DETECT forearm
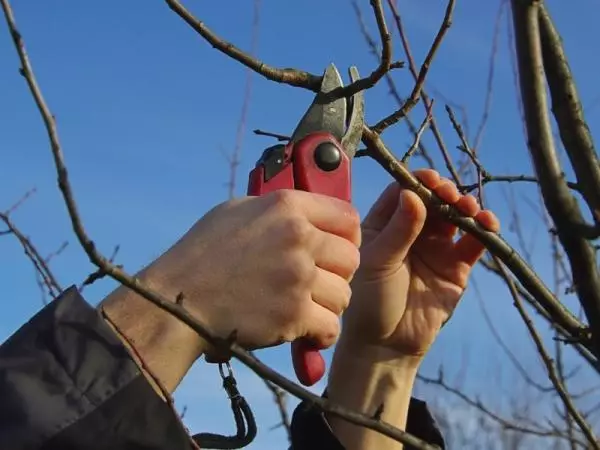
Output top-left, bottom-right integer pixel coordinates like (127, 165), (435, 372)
(326, 344), (420, 450)
(99, 263), (206, 394)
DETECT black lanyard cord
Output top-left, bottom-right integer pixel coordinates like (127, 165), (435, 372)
(192, 363), (257, 449)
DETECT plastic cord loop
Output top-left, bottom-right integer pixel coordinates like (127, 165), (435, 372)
(192, 363), (257, 449)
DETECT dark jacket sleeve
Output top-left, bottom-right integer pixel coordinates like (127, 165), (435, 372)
(291, 395), (445, 450)
(0, 286), (193, 450)
(0, 286), (444, 450)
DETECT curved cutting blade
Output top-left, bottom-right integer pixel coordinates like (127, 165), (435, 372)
(340, 66), (364, 159)
(289, 64), (347, 143)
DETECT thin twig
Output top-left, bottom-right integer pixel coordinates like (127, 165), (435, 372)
(262, 379), (291, 440)
(418, 370), (586, 446)
(101, 309), (201, 450)
(445, 105), (486, 205)
(1, 189), (64, 301)
(461, 174), (580, 194)
(471, 278), (554, 393)
(385, 0), (461, 184)
(472, 0), (507, 153)
(372, 0), (455, 134)
(351, 0), (435, 168)
(494, 256), (599, 448)
(400, 107), (433, 164)
(253, 129), (290, 142)
(226, 0), (261, 199)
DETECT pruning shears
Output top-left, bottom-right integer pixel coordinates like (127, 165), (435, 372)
(247, 64), (365, 386)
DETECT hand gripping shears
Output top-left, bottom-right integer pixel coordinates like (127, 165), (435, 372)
(247, 64), (365, 386)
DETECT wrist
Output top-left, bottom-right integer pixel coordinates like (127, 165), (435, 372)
(334, 335), (424, 372)
(328, 342), (420, 395)
(325, 341), (420, 450)
(98, 265), (206, 393)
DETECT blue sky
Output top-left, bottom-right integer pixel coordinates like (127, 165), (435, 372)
(1, 1), (599, 447)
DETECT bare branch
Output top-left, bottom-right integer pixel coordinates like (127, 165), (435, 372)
(253, 129), (290, 142)
(400, 107), (433, 164)
(510, 0), (600, 356)
(472, 278), (554, 393)
(494, 256), (599, 448)
(262, 378), (291, 440)
(0, 189), (64, 302)
(461, 174), (580, 194)
(226, 0), (261, 200)
(351, 0), (435, 168)
(384, 0), (460, 183)
(164, 0), (395, 99)
(372, 0), (455, 134)
(418, 370), (586, 446)
(472, 0), (507, 152)
(102, 310), (201, 450)
(538, 4), (600, 223)
(445, 105), (486, 205)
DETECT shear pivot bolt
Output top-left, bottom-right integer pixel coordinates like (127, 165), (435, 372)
(314, 142), (341, 172)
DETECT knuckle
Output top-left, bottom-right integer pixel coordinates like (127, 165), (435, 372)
(281, 216), (313, 248)
(280, 252), (316, 286)
(345, 206), (362, 247)
(334, 241), (360, 280)
(347, 206), (361, 229)
(268, 189), (298, 214)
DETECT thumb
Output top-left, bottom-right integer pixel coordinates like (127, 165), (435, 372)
(365, 189), (427, 266)
(362, 182), (402, 233)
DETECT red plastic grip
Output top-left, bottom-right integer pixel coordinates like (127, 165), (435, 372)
(248, 132), (351, 386)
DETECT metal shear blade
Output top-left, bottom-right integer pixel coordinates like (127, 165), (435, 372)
(290, 64), (364, 159)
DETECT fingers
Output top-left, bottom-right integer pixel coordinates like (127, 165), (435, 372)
(312, 229), (360, 281)
(266, 190), (361, 247)
(454, 210), (500, 266)
(413, 169), (498, 234)
(412, 169), (501, 266)
(303, 302), (341, 349)
(311, 268), (352, 316)
(303, 267), (354, 349)
(414, 169), (460, 238)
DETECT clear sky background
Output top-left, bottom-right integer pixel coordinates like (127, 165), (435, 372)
(1, 1), (599, 448)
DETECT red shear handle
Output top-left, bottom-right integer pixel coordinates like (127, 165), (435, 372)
(248, 133), (351, 386)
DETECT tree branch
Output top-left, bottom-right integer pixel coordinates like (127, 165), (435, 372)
(494, 256), (599, 448)
(371, 0), (455, 134)
(538, 4), (600, 224)
(351, 0), (435, 168)
(164, 0), (395, 99)
(510, 0), (600, 356)
(0, 189), (65, 302)
(418, 369), (586, 446)
(384, 0), (460, 182)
